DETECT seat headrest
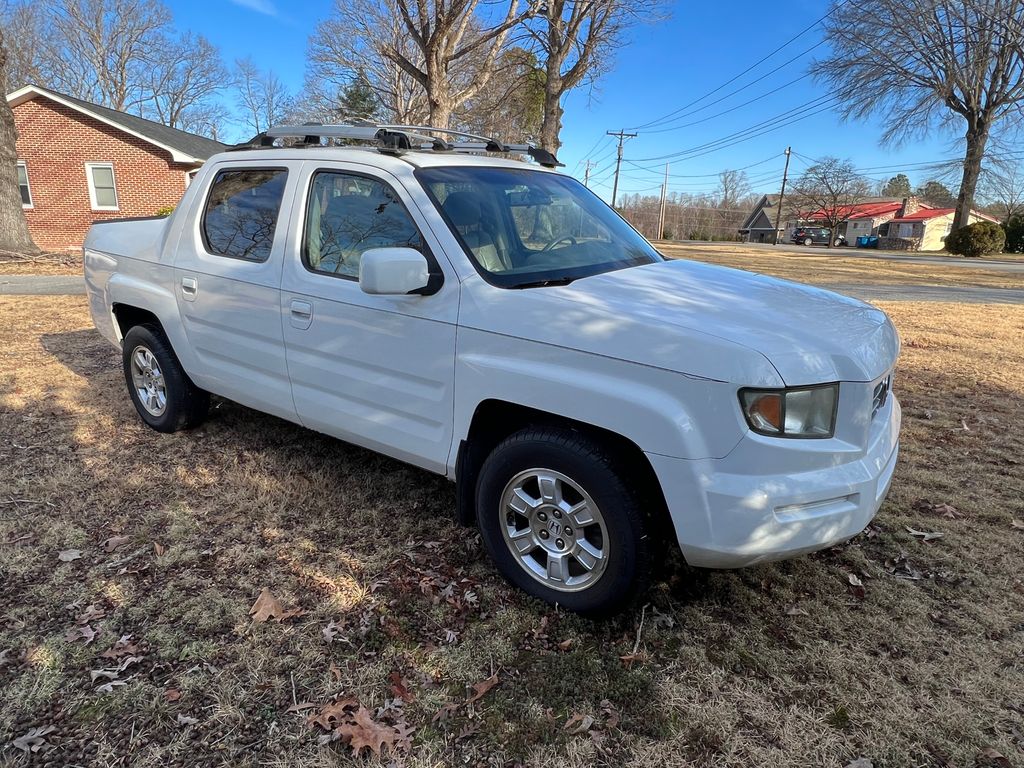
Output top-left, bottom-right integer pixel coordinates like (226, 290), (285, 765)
(442, 191), (482, 228)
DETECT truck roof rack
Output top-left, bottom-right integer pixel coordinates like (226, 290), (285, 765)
(225, 122), (562, 168)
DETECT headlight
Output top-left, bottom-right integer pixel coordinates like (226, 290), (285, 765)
(739, 384), (838, 438)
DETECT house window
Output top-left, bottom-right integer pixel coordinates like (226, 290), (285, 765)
(897, 223), (915, 238)
(86, 163), (119, 210)
(17, 161), (32, 208)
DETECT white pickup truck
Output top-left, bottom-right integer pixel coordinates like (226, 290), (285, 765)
(84, 125), (900, 616)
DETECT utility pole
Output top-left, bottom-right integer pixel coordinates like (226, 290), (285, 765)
(657, 163), (669, 240)
(772, 146), (791, 245)
(607, 129), (637, 208)
(583, 160), (597, 188)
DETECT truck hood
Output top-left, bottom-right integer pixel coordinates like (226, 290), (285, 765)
(460, 259), (898, 385)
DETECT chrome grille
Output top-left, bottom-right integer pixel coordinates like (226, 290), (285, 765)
(871, 374), (891, 419)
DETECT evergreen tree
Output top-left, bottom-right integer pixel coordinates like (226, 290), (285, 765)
(337, 71), (380, 121)
(881, 173), (911, 198)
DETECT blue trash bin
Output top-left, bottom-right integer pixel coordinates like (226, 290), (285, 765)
(866, 235), (879, 248)
(856, 235), (870, 247)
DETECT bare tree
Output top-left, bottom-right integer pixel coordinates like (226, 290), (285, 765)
(814, 0), (1024, 232)
(790, 157), (871, 248)
(528, 0), (659, 152)
(1, 2), (46, 89)
(716, 169), (752, 210)
(309, 0), (536, 130)
(233, 58), (293, 136)
(982, 157), (1024, 220)
(146, 33), (227, 131)
(0, 27), (38, 254)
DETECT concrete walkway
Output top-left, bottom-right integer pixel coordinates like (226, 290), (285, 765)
(0, 275), (86, 295)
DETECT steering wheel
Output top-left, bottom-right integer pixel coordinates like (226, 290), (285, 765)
(541, 235), (577, 253)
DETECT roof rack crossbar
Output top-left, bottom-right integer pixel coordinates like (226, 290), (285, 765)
(226, 123), (562, 167)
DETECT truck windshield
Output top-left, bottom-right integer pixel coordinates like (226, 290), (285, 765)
(416, 166), (662, 288)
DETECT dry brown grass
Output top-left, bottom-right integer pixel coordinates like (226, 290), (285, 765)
(1, 296), (1022, 767)
(658, 242), (1024, 289)
(0, 253), (83, 276)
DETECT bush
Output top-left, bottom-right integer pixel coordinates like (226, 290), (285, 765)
(1004, 216), (1024, 254)
(155, 206), (175, 218)
(945, 220), (1005, 257)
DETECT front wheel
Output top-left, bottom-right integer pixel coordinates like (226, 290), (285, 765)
(475, 427), (651, 617)
(122, 324), (209, 433)
(803, 237), (813, 246)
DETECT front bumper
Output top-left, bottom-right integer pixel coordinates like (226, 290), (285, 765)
(648, 394), (900, 568)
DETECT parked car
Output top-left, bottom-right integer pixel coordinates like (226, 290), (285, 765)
(84, 125), (901, 616)
(792, 226), (847, 247)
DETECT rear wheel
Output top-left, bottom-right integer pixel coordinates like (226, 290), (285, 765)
(475, 427), (651, 617)
(122, 324), (208, 433)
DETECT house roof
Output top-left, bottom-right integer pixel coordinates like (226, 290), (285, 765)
(6, 84), (225, 164)
(890, 208), (955, 223)
(805, 199), (926, 221)
(740, 194), (783, 231)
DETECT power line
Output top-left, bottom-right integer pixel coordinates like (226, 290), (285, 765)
(628, 2), (847, 131)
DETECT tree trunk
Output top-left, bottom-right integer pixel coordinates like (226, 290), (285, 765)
(953, 121), (988, 232)
(0, 31), (38, 255)
(540, 70), (563, 154)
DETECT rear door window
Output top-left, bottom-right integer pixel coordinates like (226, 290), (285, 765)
(202, 169), (288, 262)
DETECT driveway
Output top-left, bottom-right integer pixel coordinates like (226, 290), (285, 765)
(0, 275), (85, 295)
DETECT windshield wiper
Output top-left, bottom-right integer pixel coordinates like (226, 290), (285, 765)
(509, 276), (576, 289)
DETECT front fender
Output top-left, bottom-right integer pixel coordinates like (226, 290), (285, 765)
(450, 328), (747, 473)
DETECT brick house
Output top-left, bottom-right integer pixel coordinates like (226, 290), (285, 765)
(8, 84), (225, 251)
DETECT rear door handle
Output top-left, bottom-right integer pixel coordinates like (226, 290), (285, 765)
(181, 276), (198, 301)
(289, 299), (313, 330)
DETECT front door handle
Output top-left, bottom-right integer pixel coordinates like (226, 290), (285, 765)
(181, 276), (198, 301)
(289, 299), (313, 330)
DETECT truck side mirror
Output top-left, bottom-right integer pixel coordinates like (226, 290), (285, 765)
(359, 248), (429, 295)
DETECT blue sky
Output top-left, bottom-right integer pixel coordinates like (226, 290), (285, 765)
(169, 0), (969, 203)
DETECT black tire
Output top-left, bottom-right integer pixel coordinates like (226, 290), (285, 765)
(804, 237), (813, 246)
(475, 427), (651, 617)
(122, 324), (209, 433)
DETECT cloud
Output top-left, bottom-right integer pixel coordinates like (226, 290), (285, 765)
(228, 0), (277, 16)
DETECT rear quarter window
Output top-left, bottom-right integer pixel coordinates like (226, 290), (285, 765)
(202, 168), (288, 262)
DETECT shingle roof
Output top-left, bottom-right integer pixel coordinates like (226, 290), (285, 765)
(890, 208), (955, 222)
(7, 84), (225, 163)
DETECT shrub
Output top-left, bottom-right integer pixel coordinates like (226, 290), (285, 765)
(155, 206), (176, 218)
(945, 220), (1005, 257)
(1004, 216), (1024, 254)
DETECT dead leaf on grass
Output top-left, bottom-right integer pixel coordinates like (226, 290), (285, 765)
(389, 670), (414, 702)
(10, 725), (56, 753)
(164, 688), (181, 702)
(619, 652), (643, 668)
(466, 672), (499, 704)
(176, 713), (199, 727)
(286, 702), (317, 714)
(847, 573), (866, 599)
(564, 712), (596, 734)
(103, 535), (131, 552)
(57, 549), (82, 562)
(99, 635), (141, 659)
(978, 747), (1012, 767)
(249, 587), (303, 623)
(557, 638), (574, 651)
(76, 605), (105, 624)
(906, 526), (944, 542)
(336, 706), (399, 757)
(1011, 519), (1024, 530)
(844, 759), (873, 768)
(308, 697), (358, 730)
(95, 679), (127, 693)
(786, 605), (809, 616)
(65, 624), (96, 645)
(153, 542), (166, 556)
(322, 620), (344, 643)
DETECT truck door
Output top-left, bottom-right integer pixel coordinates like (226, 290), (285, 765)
(280, 161), (458, 474)
(173, 160), (300, 422)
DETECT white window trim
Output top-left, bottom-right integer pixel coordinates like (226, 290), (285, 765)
(85, 162), (119, 211)
(17, 160), (32, 209)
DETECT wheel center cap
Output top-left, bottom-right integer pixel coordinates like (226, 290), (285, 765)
(547, 519), (561, 536)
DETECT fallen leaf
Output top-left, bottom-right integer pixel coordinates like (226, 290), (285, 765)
(934, 503), (960, 519)
(10, 725), (56, 753)
(847, 573), (866, 600)
(76, 605), (105, 624)
(432, 702), (460, 723)
(154, 542), (166, 556)
(58, 549), (82, 562)
(249, 587), (303, 623)
(100, 635), (141, 659)
(786, 605), (809, 616)
(95, 679), (127, 693)
(906, 526), (944, 542)
(329, 661), (342, 682)
(176, 713), (199, 727)
(619, 652), (642, 668)
(1011, 519), (1024, 530)
(286, 701), (317, 713)
(600, 699), (620, 729)
(564, 712), (595, 734)
(978, 747), (1012, 767)
(90, 669), (119, 682)
(164, 688), (181, 702)
(336, 705), (397, 757)
(557, 639), (574, 651)
(103, 535), (131, 553)
(65, 624), (96, 644)
(466, 672), (499, 704)
(309, 697), (358, 730)
(322, 620), (343, 643)
(844, 759), (873, 768)
(393, 721), (415, 750)
(389, 670), (414, 702)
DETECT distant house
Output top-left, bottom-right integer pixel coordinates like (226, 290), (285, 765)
(881, 206), (999, 251)
(8, 84), (225, 251)
(738, 195), (785, 243)
(799, 198), (932, 242)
